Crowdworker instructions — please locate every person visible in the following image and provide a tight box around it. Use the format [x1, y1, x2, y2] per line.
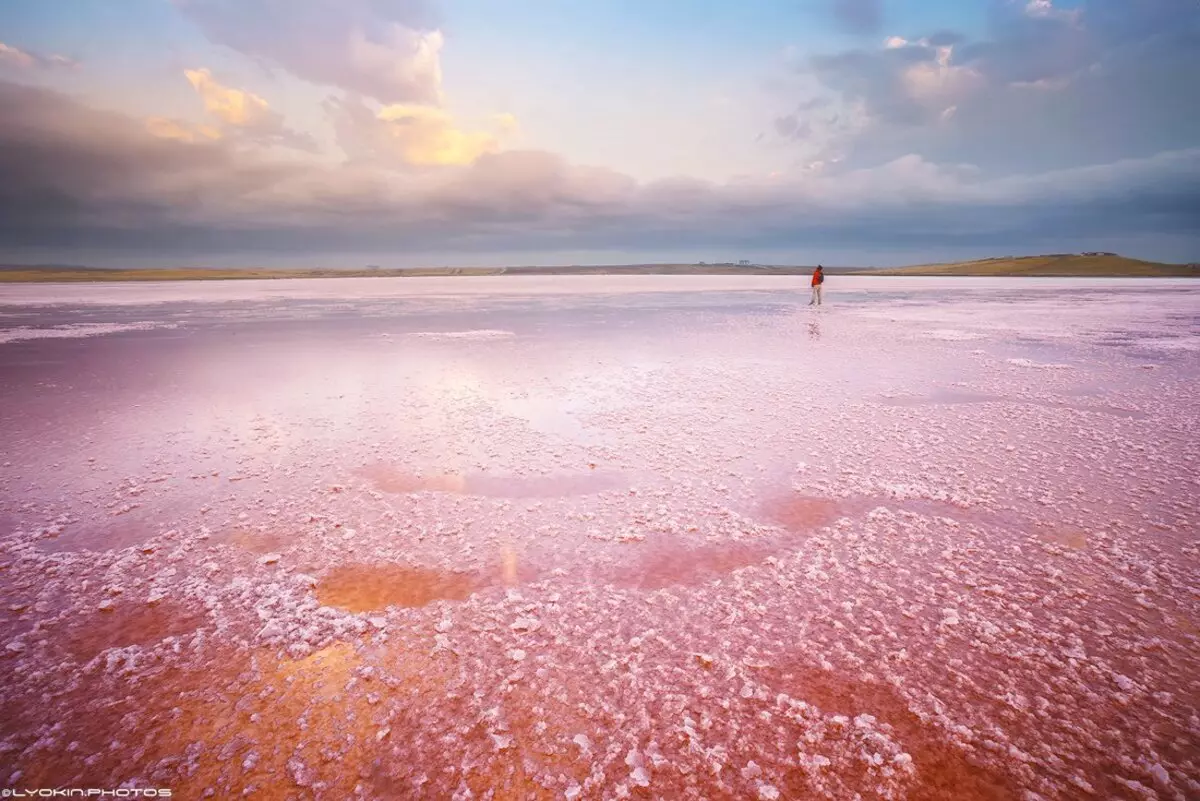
[809, 264, 825, 306]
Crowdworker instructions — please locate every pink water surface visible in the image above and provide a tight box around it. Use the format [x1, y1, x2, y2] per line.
[1, 276, 1197, 799]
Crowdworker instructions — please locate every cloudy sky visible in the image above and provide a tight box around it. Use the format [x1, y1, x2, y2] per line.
[0, 0, 1197, 267]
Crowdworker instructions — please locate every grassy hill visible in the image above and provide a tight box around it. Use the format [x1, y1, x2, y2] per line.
[864, 253, 1197, 277]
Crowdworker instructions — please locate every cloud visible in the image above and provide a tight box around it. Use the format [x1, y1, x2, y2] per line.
[327, 96, 512, 167]
[174, 0, 444, 104]
[0, 81, 278, 235]
[0, 42, 76, 70]
[787, 0, 1200, 175]
[1022, 0, 1081, 23]
[185, 68, 277, 128]
[145, 117, 223, 143]
[899, 45, 984, 108]
[146, 69, 316, 151]
[0, 80, 1196, 261]
[831, 0, 882, 35]
[492, 113, 519, 136]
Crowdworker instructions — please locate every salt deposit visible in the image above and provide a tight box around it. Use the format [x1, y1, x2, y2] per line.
[0, 275, 1197, 799]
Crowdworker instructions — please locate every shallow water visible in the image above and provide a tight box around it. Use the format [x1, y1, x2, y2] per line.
[1, 276, 1198, 799]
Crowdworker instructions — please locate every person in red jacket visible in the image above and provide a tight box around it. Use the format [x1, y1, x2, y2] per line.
[809, 264, 825, 306]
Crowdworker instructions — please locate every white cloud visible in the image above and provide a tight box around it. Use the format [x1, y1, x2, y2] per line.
[0, 42, 76, 70]
[1024, 0, 1081, 24]
[175, 0, 444, 104]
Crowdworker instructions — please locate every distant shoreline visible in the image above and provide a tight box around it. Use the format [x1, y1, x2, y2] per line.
[0, 254, 1195, 282]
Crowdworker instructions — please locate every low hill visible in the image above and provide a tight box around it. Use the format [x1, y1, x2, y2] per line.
[864, 253, 1196, 277]
[0, 255, 1194, 282]
[0, 264, 821, 282]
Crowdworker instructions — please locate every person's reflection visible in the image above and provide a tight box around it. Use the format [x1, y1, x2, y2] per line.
[808, 320, 821, 341]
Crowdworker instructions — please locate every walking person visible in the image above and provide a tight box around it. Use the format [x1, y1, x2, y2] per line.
[809, 264, 825, 306]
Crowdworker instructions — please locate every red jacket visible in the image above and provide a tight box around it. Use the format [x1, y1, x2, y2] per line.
[812, 269, 824, 286]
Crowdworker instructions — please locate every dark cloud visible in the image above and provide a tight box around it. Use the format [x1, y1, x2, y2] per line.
[831, 0, 882, 36]
[0, 81, 1196, 263]
[773, 114, 800, 138]
[0, 82, 275, 233]
[792, 0, 1200, 175]
[174, 0, 443, 104]
[809, 45, 940, 129]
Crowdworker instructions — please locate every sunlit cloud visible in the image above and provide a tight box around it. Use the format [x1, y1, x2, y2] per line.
[145, 116, 223, 143]
[185, 68, 274, 128]
[166, 68, 317, 151]
[492, 113, 519, 136]
[375, 105, 502, 166]
[328, 96, 513, 167]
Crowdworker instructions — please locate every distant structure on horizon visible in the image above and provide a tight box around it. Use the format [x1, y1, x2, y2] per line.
[738, 259, 751, 266]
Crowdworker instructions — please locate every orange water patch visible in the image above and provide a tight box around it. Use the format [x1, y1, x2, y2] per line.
[500, 542, 520, 586]
[9, 634, 465, 796]
[60, 600, 204, 663]
[759, 661, 1017, 801]
[358, 463, 467, 494]
[760, 494, 842, 532]
[214, 527, 289, 554]
[317, 564, 480, 611]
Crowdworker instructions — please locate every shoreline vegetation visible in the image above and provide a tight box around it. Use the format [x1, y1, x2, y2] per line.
[0, 254, 1195, 282]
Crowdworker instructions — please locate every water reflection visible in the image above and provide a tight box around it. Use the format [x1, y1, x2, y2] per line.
[357, 463, 627, 498]
[876, 388, 1148, 418]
